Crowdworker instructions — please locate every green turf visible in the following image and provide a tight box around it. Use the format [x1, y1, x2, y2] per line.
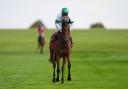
[0, 29, 128, 89]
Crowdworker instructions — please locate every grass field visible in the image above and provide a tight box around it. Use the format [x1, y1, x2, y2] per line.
[0, 29, 128, 89]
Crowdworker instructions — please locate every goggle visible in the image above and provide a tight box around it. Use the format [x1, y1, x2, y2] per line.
[62, 13, 68, 16]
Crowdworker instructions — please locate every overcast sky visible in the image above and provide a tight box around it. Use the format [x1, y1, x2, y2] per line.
[0, 0, 128, 29]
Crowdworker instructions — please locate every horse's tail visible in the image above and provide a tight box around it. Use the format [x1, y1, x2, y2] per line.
[49, 51, 56, 63]
[49, 51, 53, 63]
[48, 50, 53, 63]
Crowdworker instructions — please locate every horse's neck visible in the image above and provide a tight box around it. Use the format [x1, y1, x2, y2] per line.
[62, 28, 69, 35]
[62, 32, 68, 40]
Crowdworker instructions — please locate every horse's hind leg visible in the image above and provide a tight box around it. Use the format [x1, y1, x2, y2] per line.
[52, 62, 56, 83]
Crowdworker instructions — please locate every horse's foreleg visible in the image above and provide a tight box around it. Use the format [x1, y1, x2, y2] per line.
[61, 57, 66, 84]
[67, 57, 71, 81]
[56, 58, 60, 82]
[52, 62, 56, 83]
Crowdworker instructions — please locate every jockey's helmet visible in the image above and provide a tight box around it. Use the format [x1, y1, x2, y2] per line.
[62, 8, 69, 16]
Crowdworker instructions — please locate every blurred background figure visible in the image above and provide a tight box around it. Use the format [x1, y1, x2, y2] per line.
[36, 24, 45, 54]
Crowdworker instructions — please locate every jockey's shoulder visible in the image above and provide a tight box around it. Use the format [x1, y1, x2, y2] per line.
[56, 13, 61, 20]
[56, 12, 74, 23]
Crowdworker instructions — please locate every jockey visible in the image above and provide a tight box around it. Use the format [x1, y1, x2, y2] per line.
[36, 25, 45, 53]
[55, 8, 74, 32]
[37, 25, 45, 37]
[52, 8, 74, 48]
[37, 25, 45, 45]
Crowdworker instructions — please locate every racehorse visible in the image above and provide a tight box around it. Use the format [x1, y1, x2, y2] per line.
[36, 35, 45, 54]
[49, 19, 72, 83]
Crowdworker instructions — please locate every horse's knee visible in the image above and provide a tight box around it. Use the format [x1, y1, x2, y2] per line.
[62, 66, 63, 69]
[68, 63, 71, 68]
[53, 63, 56, 68]
[57, 69, 60, 73]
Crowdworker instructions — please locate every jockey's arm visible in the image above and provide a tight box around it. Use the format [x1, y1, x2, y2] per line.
[55, 20, 62, 31]
[68, 18, 74, 31]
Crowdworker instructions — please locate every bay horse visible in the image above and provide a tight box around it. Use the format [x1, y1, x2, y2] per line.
[36, 35, 45, 54]
[49, 19, 72, 83]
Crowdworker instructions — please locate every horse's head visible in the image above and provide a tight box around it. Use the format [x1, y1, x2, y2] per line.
[62, 19, 70, 36]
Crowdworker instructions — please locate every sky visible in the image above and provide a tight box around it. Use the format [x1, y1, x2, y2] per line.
[0, 0, 128, 29]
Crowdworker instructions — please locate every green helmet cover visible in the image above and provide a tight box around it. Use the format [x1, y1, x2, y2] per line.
[62, 8, 69, 14]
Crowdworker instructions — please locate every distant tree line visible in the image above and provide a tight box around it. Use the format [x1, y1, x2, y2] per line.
[90, 22, 105, 29]
[30, 20, 46, 29]
[30, 20, 105, 29]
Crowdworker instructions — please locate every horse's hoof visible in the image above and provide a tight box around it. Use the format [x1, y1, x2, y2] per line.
[56, 78, 59, 82]
[67, 77, 71, 81]
[61, 81, 64, 84]
[61, 79, 64, 84]
[52, 78, 56, 83]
